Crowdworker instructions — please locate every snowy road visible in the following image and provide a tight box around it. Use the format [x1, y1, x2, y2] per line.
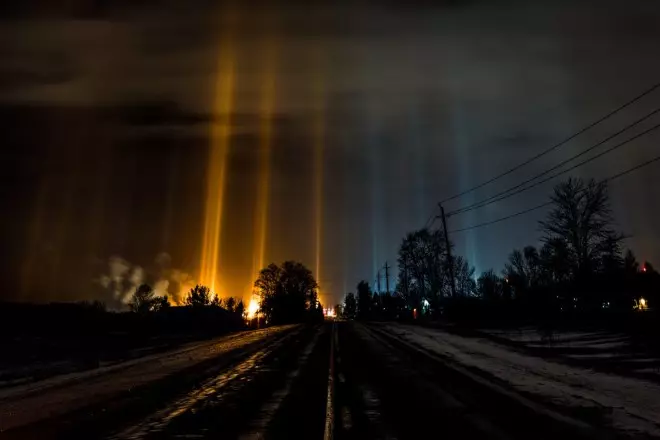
[0, 325, 299, 438]
[1, 322, 655, 439]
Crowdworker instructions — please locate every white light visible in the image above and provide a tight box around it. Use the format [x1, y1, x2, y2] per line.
[247, 297, 259, 319]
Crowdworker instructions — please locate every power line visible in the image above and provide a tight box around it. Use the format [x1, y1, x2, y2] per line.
[449, 153, 660, 234]
[448, 119, 660, 217]
[440, 81, 660, 204]
[450, 108, 660, 215]
[604, 154, 660, 184]
[423, 212, 437, 229]
[449, 202, 552, 233]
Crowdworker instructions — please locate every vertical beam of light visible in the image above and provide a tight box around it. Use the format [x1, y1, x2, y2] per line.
[199, 38, 235, 295]
[21, 181, 48, 296]
[367, 102, 383, 291]
[251, 41, 277, 290]
[161, 146, 179, 251]
[408, 103, 427, 224]
[314, 76, 326, 303]
[342, 129, 350, 298]
[449, 97, 478, 270]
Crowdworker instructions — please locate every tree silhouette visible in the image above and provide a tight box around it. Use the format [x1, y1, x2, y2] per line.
[185, 285, 212, 307]
[539, 237, 572, 285]
[454, 256, 476, 297]
[129, 283, 156, 313]
[152, 295, 170, 312]
[255, 263, 282, 300]
[397, 228, 451, 310]
[356, 280, 372, 320]
[540, 178, 623, 280]
[235, 298, 245, 318]
[477, 270, 503, 301]
[211, 295, 222, 307]
[624, 249, 639, 274]
[504, 246, 542, 298]
[343, 292, 357, 319]
[225, 296, 236, 313]
[254, 261, 320, 324]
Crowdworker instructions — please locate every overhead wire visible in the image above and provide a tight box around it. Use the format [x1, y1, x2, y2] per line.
[449, 153, 660, 233]
[448, 117, 660, 216]
[440, 81, 660, 204]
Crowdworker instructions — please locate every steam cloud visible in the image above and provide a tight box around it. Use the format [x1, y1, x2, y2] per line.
[96, 253, 196, 308]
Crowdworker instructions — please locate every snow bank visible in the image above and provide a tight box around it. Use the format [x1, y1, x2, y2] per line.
[379, 323, 660, 437]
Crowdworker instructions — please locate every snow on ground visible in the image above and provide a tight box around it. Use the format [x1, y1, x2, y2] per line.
[379, 323, 660, 437]
[481, 327, 660, 376]
[484, 327, 629, 347]
[0, 325, 296, 432]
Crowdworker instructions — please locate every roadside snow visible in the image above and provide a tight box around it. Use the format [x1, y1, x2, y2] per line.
[0, 325, 296, 432]
[379, 323, 660, 437]
[481, 328, 659, 377]
[484, 328, 629, 347]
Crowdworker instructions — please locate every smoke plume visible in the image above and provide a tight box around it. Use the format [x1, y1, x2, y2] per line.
[96, 253, 196, 308]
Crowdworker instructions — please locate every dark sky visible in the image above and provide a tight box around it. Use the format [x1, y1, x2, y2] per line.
[2, 0, 660, 306]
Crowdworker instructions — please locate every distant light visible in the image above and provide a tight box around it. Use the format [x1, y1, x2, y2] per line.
[634, 297, 648, 311]
[642, 265, 647, 273]
[247, 297, 259, 319]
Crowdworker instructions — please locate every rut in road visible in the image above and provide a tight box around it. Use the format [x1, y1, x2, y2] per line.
[110, 324, 330, 440]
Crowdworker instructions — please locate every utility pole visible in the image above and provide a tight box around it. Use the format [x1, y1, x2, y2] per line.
[383, 261, 391, 294]
[439, 204, 457, 298]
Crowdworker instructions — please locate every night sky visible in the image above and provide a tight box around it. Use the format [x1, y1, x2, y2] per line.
[2, 0, 660, 307]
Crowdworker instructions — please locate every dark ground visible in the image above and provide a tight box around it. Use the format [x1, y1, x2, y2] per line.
[1, 321, 618, 440]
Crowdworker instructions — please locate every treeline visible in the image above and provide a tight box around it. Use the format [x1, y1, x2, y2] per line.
[342, 281, 406, 321]
[0, 289, 247, 377]
[344, 178, 660, 327]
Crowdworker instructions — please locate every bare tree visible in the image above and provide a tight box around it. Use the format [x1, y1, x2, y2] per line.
[152, 295, 170, 312]
[504, 246, 541, 295]
[129, 284, 155, 313]
[477, 270, 503, 301]
[454, 256, 476, 297]
[540, 178, 623, 279]
[397, 228, 449, 308]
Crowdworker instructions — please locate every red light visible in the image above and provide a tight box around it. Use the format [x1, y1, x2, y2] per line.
[642, 266, 647, 272]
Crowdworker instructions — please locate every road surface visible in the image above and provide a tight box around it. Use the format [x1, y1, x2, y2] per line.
[1, 322, 613, 439]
